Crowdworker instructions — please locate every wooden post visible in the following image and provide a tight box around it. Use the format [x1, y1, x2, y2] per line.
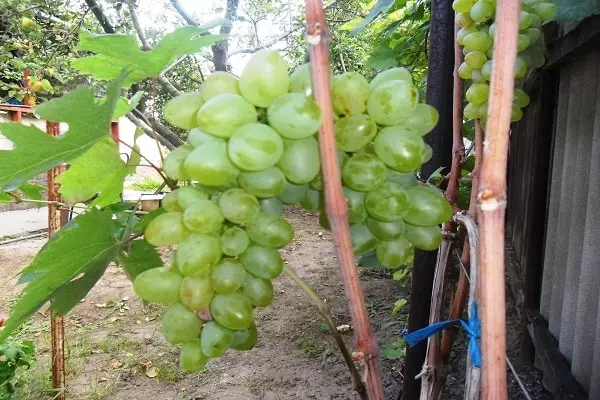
[478, 0, 520, 398]
[46, 121, 66, 400]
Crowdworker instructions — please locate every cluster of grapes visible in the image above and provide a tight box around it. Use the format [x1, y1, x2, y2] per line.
[453, 0, 557, 125]
[132, 48, 452, 373]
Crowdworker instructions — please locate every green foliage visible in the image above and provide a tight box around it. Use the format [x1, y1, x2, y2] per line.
[0, 340, 35, 399]
[73, 27, 225, 87]
[553, 0, 600, 22]
[0, 75, 124, 192]
[119, 239, 164, 281]
[380, 338, 405, 360]
[0, 208, 130, 343]
[128, 177, 163, 192]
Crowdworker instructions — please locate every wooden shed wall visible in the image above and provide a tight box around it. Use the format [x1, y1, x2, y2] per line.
[506, 18, 600, 397]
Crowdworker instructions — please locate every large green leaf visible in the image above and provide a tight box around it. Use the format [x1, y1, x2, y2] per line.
[0, 75, 125, 192]
[55, 137, 128, 207]
[0, 208, 125, 343]
[553, 0, 600, 22]
[72, 26, 225, 86]
[350, 0, 400, 35]
[119, 239, 164, 281]
[112, 92, 143, 120]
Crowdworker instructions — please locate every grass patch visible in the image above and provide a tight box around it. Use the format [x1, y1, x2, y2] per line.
[294, 332, 329, 358]
[97, 337, 142, 355]
[128, 177, 162, 192]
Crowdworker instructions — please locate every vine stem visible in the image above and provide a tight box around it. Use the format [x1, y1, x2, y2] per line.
[282, 265, 367, 399]
[478, 0, 520, 397]
[304, 1, 385, 398]
[118, 139, 174, 189]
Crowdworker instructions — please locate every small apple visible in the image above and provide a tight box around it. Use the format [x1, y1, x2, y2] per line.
[31, 81, 44, 93]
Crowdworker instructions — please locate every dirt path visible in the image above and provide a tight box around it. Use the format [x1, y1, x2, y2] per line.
[1, 208, 405, 400]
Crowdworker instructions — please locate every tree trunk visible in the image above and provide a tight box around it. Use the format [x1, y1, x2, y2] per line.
[211, 0, 239, 71]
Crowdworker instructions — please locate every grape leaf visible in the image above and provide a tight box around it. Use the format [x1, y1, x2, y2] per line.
[553, 0, 600, 22]
[0, 208, 125, 343]
[0, 75, 125, 192]
[55, 137, 128, 207]
[351, 0, 397, 35]
[72, 26, 225, 86]
[112, 92, 143, 120]
[119, 239, 164, 281]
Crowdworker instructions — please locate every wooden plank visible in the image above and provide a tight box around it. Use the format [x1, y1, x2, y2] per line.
[571, 50, 600, 395]
[558, 50, 598, 364]
[526, 310, 588, 399]
[546, 15, 600, 69]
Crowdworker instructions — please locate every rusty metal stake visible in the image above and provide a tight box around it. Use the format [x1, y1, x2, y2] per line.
[47, 120, 66, 400]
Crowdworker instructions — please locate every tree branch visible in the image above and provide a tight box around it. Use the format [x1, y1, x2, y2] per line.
[131, 109, 184, 148]
[170, 0, 196, 25]
[212, 0, 239, 71]
[126, 112, 177, 150]
[83, 0, 115, 33]
[229, 26, 302, 57]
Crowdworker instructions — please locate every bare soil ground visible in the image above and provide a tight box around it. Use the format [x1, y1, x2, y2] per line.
[0, 207, 548, 400]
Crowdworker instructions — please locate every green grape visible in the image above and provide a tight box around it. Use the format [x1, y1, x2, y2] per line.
[533, 3, 557, 21]
[162, 303, 203, 344]
[404, 224, 442, 251]
[421, 144, 433, 164]
[481, 60, 492, 81]
[373, 126, 425, 173]
[456, 12, 474, 28]
[332, 72, 371, 115]
[162, 191, 182, 212]
[471, 70, 486, 83]
[366, 217, 405, 240]
[228, 123, 284, 171]
[300, 188, 320, 211]
[187, 128, 220, 148]
[369, 67, 412, 90]
[486, 47, 494, 59]
[145, 212, 188, 247]
[525, 28, 541, 45]
[218, 189, 260, 225]
[470, 0, 494, 23]
[519, 11, 533, 30]
[231, 322, 258, 351]
[210, 292, 254, 330]
[310, 173, 323, 191]
[465, 83, 490, 106]
[221, 226, 250, 256]
[243, 275, 274, 307]
[163, 92, 204, 129]
[465, 51, 487, 69]
[376, 236, 413, 268]
[180, 275, 214, 311]
[458, 62, 473, 80]
[463, 32, 493, 53]
[277, 137, 320, 184]
[364, 182, 410, 222]
[511, 104, 524, 122]
[386, 169, 417, 187]
[319, 211, 331, 231]
[133, 268, 182, 305]
[277, 180, 309, 204]
[239, 49, 290, 107]
[350, 223, 378, 255]
[182, 200, 224, 233]
[342, 153, 387, 191]
[238, 167, 286, 198]
[260, 197, 284, 215]
[246, 212, 294, 248]
[404, 184, 452, 226]
[201, 71, 240, 101]
[343, 186, 367, 223]
[211, 258, 247, 294]
[176, 233, 222, 277]
[513, 88, 531, 108]
[184, 140, 240, 186]
[488, 22, 496, 38]
[196, 93, 257, 138]
[334, 114, 377, 152]
[367, 80, 418, 126]
[267, 93, 322, 139]
[163, 145, 192, 180]
[517, 34, 531, 52]
[478, 102, 488, 119]
[289, 62, 313, 96]
[179, 340, 208, 373]
[457, 27, 477, 45]
[452, 0, 475, 13]
[478, 24, 490, 35]
[177, 186, 210, 209]
[201, 321, 234, 358]
[239, 244, 284, 279]
[515, 56, 528, 79]
[463, 102, 480, 120]
[398, 103, 439, 136]
[528, 13, 542, 29]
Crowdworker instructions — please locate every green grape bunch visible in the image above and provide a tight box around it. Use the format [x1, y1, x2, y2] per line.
[454, 0, 557, 126]
[133, 50, 452, 373]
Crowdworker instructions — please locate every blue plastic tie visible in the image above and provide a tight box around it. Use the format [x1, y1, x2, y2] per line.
[403, 302, 481, 368]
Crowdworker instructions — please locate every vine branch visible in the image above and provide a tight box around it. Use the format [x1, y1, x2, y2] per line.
[304, 1, 385, 398]
[282, 265, 366, 399]
[118, 139, 174, 189]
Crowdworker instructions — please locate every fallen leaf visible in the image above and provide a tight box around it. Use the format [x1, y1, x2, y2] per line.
[145, 367, 158, 378]
[97, 376, 108, 382]
[111, 361, 123, 369]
